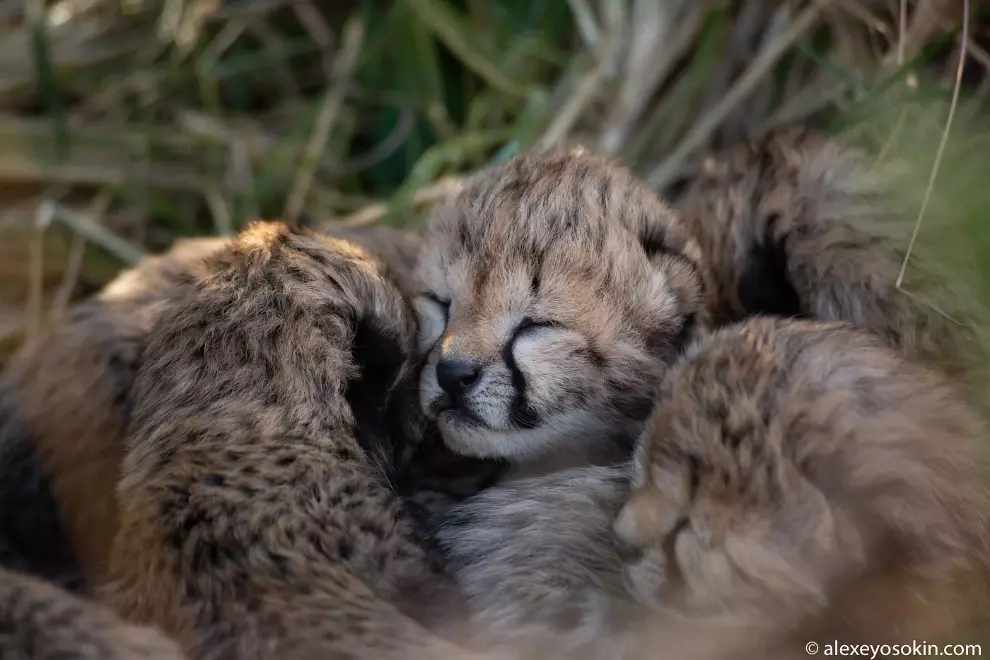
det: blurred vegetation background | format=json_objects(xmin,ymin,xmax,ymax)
[{"xmin": 1, "ymin": 0, "xmax": 989, "ymax": 362}]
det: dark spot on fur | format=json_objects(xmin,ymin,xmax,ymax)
[
  {"xmin": 610, "ymin": 386, "xmax": 655, "ymax": 421},
  {"xmin": 333, "ymin": 446, "xmax": 355, "ymax": 462},
  {"xmin": 686, "ymin": 455, "xmax": 701, "ymax": 501},
  {"xmin": 597, "ymin": 177, "xmax": 610, "ymax": 212},
  {"xmin": 737, "ymin": 214, "xmax": 803, "ymax": 318},
  {"xmin": 359, "ymin": 523, "xmax": 385, "ymax": 540},
  {"xmin": 191, "ymin": 539, "xmax": 224, "ymax": 573},
  {"xmin": 670, "ymin": 313, "xmax": 697, "ymax": 357},
  {"xmin": 530, "ymin": 249, "xmax": 545, "ymax": 297},
  {"xmin": 638, "ymin": 224, "xmax": 679, "ymax": 260},
  {"xmin": 338, "ymin": 539, "xmax": 354, "ymax": 560},
  {"xmin": 203, "ymin": 474, "xmax": 225, "ymax": 488},
  {"xmin": 503, "ymin": 326, "xmax": 540, "ymax": 430},
  {"xmin": 271, "ymin": 552, "xmax": 291, "ymax": 578},
  {"xmin": 346, "ymin": 315, "xmax": 406, "ymax": 459},
  {"xmin": 168, "ymin": 508, "xmax": 210, "ymax": 553}
]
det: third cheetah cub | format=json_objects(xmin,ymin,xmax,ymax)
[
  {"xmin": 414, "ymin": 148, "xmax": 705, "ymax": 473},
  {"xmin": 677, "ymin": 127, "xmax": 987, "ymax": 384},
  {"xmin": 615, "ymin": 317, "xmax": 990, "ymax": 650}
]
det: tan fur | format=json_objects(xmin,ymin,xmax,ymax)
[
  {"xmin": 426, "ymin": 317, "xmax": 990, "ymax": 658},
  {"xmin": 677, "ymin": 126, "xmax": 988, "ymax": 384},
  {"xmin": 0, "ymin": 237, "xmax": 226, "ymax": 586},
  {"xmin": 415, "ymin": 148, "xmax": 704, "ymax": 468},
  {"xmin": 102, "ymin": 221, "xmax": 476, "ymax": 660},
  {"xmin": 0, "ymin": 226, "xmax": 425, "ymax": 590},
  {"xmin": 0, "ymin": 566, "xmax": 185, "ymax": 660},
  {"xmin": 616, "ymin": 317, "xmax": 990, "ymax": 650}
]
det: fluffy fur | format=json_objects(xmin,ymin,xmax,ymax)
[
  {"xmin": 422, "ymin": 131, "xmax": 990, "ymax": 656},
  {"xmin": 425, "ymin": 465, "xmax": 637, "ymax": 657},
  {"xmin": 0, "ymin": 237, "xmax": 226, "ymax": 590},
  {"xmin": 0, "ymin": 226, "xmax": 433, "ymax": 593},
  {"xmin": 677, "ymin": 126, "xmax": 987, "ymax": 383},
  {"xmin": 429, "ymin": 318, "xmax": 990, "ymax": 658},
  {"xmin": 616, "ymin": 318, "xmax": 990, "ymax": 647},
  {"xmin": 0, "ymin": 566, "xmax": 185, "ymax": 660},
  {"xmin": 101, "ymin": 221, "xmax": 478, "ymax": 660},
  {"xmin": 414, "ymin": 148, "xmax": 704, "ymax": 470}
]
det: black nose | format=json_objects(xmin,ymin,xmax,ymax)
[{"xmin": 436, "ymin": 358, "xmax": 481, "ymax": 400}]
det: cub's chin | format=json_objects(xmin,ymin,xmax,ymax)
[{"xmin": 431, "ymin": 405, "xmax": 637, "ymax": 482}]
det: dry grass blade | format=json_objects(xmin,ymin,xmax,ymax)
[
  {"xmin": 646, "ymin": 0, "xmax": 835, "ymax": 189},
  {"xmin": 284, "ymin": 17, "xmax": 364, "ymax": 223},
  {"xmin": 337, "ymin": 177, "xmax": 465, "ymax": 228},
  {"xmin": 895, "ymin": 0, "xmax": 970, "ymax": 327},
  {"xmin": 45, "ymin": 201, "xmax": 146, "ymax": 265},
  {"xmin": 26, "ymin": 200, "xmax": 52, "ymax": 339}
]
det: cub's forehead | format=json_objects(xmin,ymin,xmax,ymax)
[
  {"xmin": 426, "ymin": 151, "xmax": 649, "ymax": 250},
  {"xmin": 424, "ymin": 150, "xmax": 679, "ymax": 268}
]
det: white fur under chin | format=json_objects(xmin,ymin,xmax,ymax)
[{"xmin": 434, "ymin": 407, "xmax": 639, "ymax": 476}]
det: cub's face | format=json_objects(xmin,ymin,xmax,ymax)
[{"xmin": 413, "ymin": 149, "xmax": 704, "ymax": 461}]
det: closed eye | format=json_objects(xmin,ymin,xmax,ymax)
[
  {"xmin": 413, "ymin": 293, "xmax": 452, "ymax": 354},
  {"xmin": 513, "ymin": 316, "xmax": 566, "ymax": 337},
  {"xmin": 423, "ymin": 293, "xmax": 451, "ymax": 321}
]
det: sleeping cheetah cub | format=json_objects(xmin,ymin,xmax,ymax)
[
  {"xmin": 414, "ymin": 148, "xmax": 705, "ymax": 473},
  {"xmin": 434, "ymin": 319, "xmax": 990, "ymax": 657},
  {"xmin": 677, "ymin": 126, "xmax": 987, "ymax": 383},
  {"xmin": 103, "ymin": 221, "xmax": 476, "ymax": 660},
  {"xmin": 418, "ymin": 139, "xmax": 989, "ymax": 654},
  {"xmin": 0, "ymin": 566, "xmax": 184, "ymax": 659},
  {"xmin": 615, "ymin": 318, "xmax": 990, "ymax": 653}
]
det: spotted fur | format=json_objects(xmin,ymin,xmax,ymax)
[
  {"xmin": 0, "ymin": 566, "xmax": 185, "ymax": 660},
  {"xmin": 424, "ymin": 317, "xmax": 990, "ymax": 657},
  {"xmin": 0, "ymin": 237, "xmax": 226, "ymax": 590},
  {"xmin": 99, "ymin": 221, "xmax": 483, "ymax": 660},
  {"xmin": 414, "ymin": 148, "xmax": 705, "ymax": 469},
  {"xmin": 0, "ymin": 226, "xmax": 441, "ymax": 595},
  {"xmin": 677, "ymin": 126, "xmax": 988, "ymax": 385},
  {"xmin": 616, "ymin": 318, "xmax": 990, "ymax": 648}
]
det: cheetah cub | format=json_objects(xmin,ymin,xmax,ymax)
[
  {"xmin": 677, "ymin": 126, "xmax": 987, "ymax": 383},
  {"xmin": 0, "ymin": 566, "xmax": 184, "ymax": 660},
  {"xmin": 103, "ymin": 221, "xmax": 476, "ymax": 660},
  {"xmin": 414, "ymin": 148, "xmax": 705, "ymax": 473},
  {"xmin": 0, "ymin": 225, "xmax": 435, "ymax": 593},
  {"xmin": 430, "ymin": 318, "xmax": 990, "ymax": 656},
  {"xmin": 615, "ymin": 318, "xmax": 990, "ymax": 651}
]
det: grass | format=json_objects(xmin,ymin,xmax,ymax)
[{"xmin": 0, "ymin": 0, "xmax": 988, "ymax": 352}]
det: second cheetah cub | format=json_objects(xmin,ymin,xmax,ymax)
[
  {"xmin": 104, "ymin": 221, "xmax": 476, "ymax": 660},
  {"xmin": 615, "ymin": 317, "xmax": 990, "ymax": 649},
  {"xmin": 414, "ymin": 148, "xmax": 705, "ymax": 472}
]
